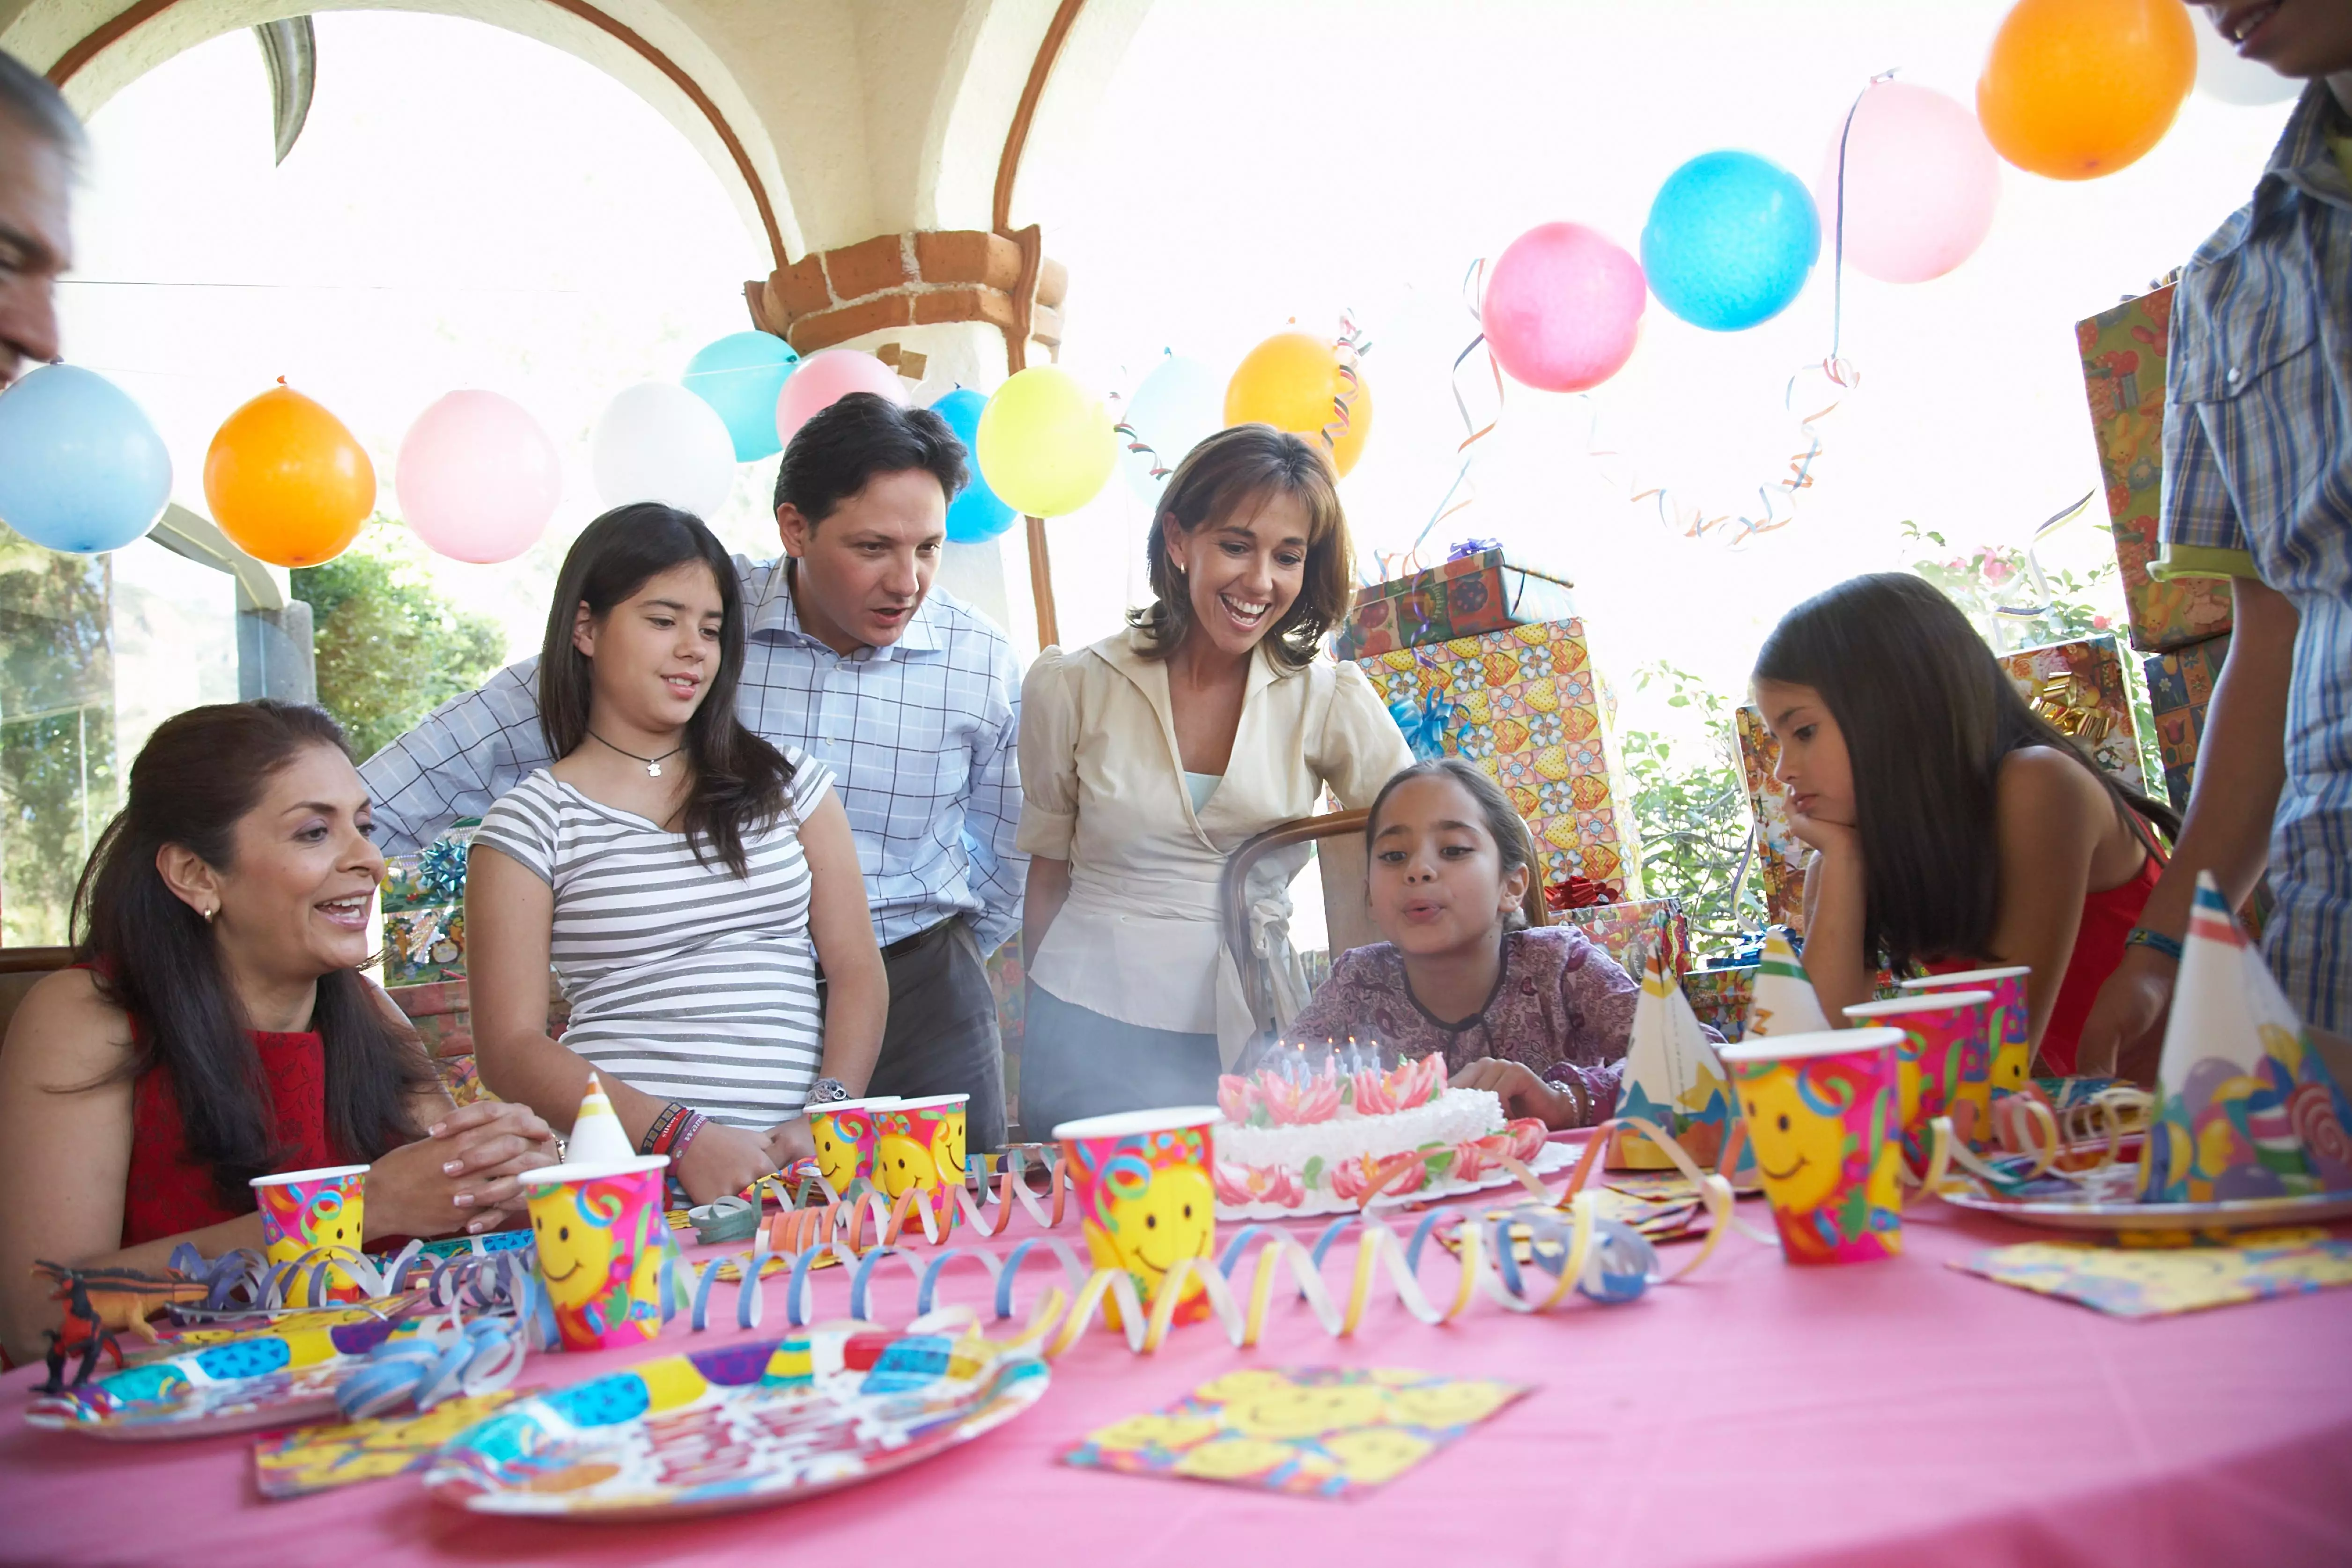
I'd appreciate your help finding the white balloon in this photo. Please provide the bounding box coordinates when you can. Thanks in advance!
[1117,355,1225,502]
[2193,15,2300,105]
[590,382,737,517]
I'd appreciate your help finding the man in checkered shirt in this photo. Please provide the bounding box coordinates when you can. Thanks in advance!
[362,394,1025,1150]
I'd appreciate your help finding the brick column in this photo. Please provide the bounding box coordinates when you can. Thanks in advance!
[745,229,1066,364]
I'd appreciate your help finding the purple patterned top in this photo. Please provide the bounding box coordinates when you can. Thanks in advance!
[1285,927,1635,1126]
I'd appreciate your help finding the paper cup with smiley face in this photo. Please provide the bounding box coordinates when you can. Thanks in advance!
[809,1097,901,1193]
[1842,990,1994,1166]
[1721,1029,1905,1265]
[519,1155,671,1351]
[1055,1106,1220,1329]
[250,1164,372,1303]
[873,1095,968,1232]
[1901,965,2032,1113]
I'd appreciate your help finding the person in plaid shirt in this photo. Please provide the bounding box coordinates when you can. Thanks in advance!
[361,395,1025,1151]
[2082,4,2352,1078]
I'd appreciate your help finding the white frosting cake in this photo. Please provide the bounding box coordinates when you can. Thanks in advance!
[1214,1087,1505,1181]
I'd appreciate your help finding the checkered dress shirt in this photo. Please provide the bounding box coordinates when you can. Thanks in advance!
[2159,83,2352,1032]
[359,556,1027,955]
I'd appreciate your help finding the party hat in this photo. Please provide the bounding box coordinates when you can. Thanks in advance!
[1744,926,1830,1038]
[2137,874,2352,1202]
[1610,939,1743,1172]
[567,1074,635,1166]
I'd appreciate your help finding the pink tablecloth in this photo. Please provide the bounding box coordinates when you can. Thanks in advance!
[6,1171,2352,1568]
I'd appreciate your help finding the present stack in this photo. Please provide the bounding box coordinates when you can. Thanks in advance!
[1558,896,1687,984]
[1331,546,1578,663]
[381,824,477,988]
[1351,613,1644,902]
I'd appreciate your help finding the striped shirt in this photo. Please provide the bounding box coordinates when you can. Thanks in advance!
[360,559,1025,954]
[2157,82,2352,1034]
[471,757,835,1129]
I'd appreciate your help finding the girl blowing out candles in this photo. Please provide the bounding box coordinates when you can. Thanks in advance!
[1751,573,2178,1073]
[0,702,557,1368]
[1285,758,1642,1129]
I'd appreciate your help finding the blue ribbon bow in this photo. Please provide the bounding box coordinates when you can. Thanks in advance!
[1388,692,1457,762]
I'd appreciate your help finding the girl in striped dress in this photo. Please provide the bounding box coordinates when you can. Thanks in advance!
[465,505,886,1205]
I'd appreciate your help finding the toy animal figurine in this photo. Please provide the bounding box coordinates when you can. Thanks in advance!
[32,1261,212,1395]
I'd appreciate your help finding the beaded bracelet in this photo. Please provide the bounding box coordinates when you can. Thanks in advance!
[640,1101,687,1157]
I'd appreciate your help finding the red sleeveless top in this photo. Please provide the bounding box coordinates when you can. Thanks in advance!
[121,1029,348,1247]
[1929,812,2164,1078]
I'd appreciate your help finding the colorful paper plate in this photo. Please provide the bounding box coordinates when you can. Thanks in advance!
[424,1326,1048,1519]
[25,1306,409,1440]
[1943,1161,2352,1233]
[1218,1141,1575,1222]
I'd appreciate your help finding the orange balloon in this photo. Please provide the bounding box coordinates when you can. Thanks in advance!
[1223,331,1373,477]
[203,382,376,567]
[1976,0,2195,180]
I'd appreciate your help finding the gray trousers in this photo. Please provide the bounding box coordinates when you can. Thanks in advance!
[855,919,1009,1152]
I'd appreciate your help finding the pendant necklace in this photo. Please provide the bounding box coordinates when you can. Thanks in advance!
[588,729,685,778]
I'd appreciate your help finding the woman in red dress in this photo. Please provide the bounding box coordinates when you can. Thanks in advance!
[0,701,557,1366]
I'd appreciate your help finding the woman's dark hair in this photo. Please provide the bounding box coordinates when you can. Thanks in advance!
[1753,572,2180,972]
[70,701,436,1211]
[1128,423,1354,670]
[773,392,968,523]
[1364,758,1538,931]
[538,503,792,876]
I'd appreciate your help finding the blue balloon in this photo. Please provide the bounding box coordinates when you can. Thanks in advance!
[682,331,799,462]
[1641,150,1821,332]
[0,364,173,554]
[929,388,1017,544]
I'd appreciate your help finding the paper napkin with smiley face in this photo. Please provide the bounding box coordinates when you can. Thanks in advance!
[1060,1366,1531,1498]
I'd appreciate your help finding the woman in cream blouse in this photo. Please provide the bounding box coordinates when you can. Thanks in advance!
[1017,424,1412,1134]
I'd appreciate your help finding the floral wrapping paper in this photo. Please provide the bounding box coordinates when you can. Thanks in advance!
[1995,634,2146,795]
[2076,285,2233,654]
[1733,704,1807,932]
[1556,897,1687,984]
[1332,549,1579,662]
[1352,619,1643,901]
[1681,964,1755,1042]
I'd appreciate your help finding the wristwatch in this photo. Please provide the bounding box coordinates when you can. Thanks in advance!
[807,1078,852,1106]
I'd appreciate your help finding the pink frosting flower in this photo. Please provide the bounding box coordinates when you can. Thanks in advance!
[1217,1075,1260,1126]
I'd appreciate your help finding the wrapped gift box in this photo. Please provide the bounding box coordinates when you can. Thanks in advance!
[381,821,478,987]
[1997,634,2146,793]
[1353,618,1643,899]
[2144,633,2229,814]
[1733,705,1808,932]
[1333,548,1578,662]
[1681,964,1755,1042]
[2077,285,2233,654]
[1558,897,1687,983]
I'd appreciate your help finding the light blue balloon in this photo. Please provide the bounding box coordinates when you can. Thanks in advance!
[682,331,799,462]
[929,388,1017,544]
[1641,150,1820,333]
[0,364,173,554]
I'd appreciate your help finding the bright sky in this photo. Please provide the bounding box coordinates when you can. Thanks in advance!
[56,0,2297,744]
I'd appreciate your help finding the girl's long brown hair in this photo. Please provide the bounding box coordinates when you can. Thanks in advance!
[536,504,792,876]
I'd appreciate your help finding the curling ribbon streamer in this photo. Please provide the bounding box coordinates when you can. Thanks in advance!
[1571,70,1893,546]
[1400,258,1506,573]
[1992,490,2100,626]
[167,1239,536,1318]
[1320,309,1371,461]
[635,1120,1745,1356]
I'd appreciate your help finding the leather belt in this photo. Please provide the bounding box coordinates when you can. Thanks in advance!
[880,918,956,961]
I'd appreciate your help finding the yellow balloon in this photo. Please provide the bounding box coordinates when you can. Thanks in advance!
[1976,0,2195,181]
[1224,331,1372,477]
[973,366,1118,518]
[203,382,376,567]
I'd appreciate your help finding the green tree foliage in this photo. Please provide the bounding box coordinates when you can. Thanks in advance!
[0,535,116,944]
[292,520,506,761]
[1620,661,1765,948]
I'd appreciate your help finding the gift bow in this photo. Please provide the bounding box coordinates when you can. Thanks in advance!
[413,837,471,903]
[1388,693,1457,762]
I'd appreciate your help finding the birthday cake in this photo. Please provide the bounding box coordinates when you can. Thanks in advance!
[1210,1051,1549,1209]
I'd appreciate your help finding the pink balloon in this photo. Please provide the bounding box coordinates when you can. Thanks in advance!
[1480,223,1646,393]
[1815,81,2000,285]
[774,349,909,446]
[394,390,561,564]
